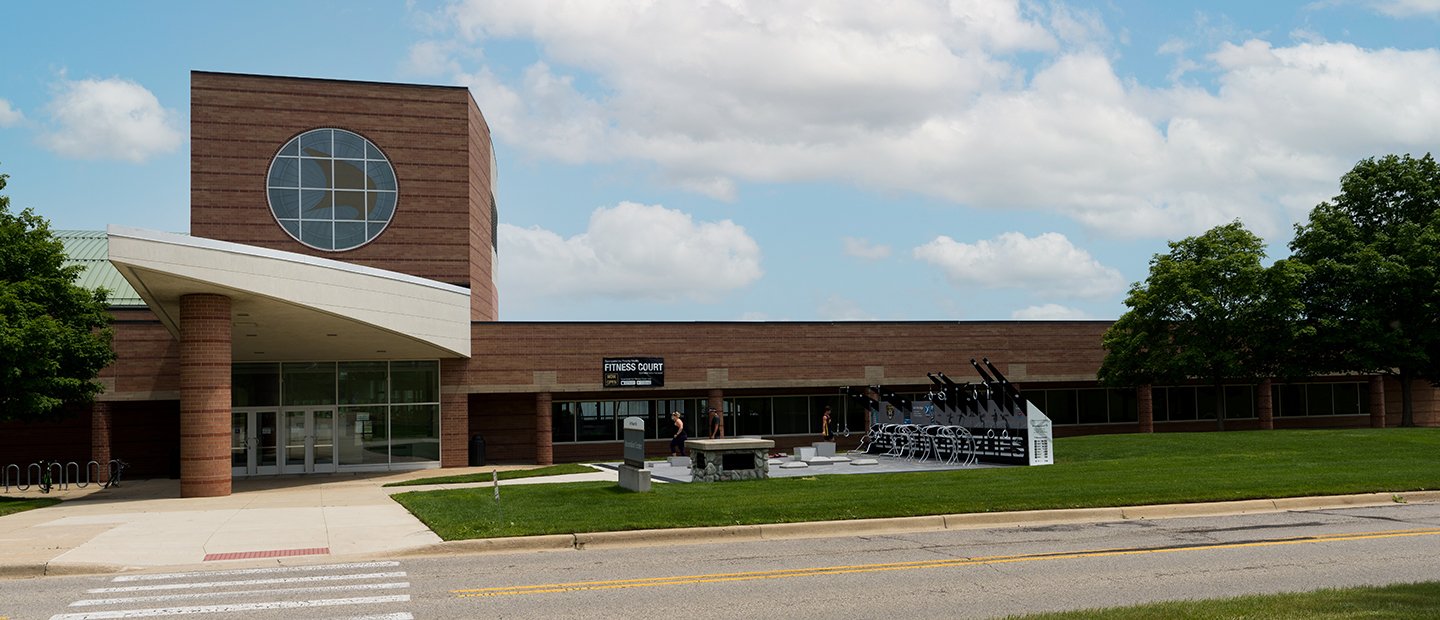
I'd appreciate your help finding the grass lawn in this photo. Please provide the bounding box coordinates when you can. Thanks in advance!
[392,428,1440,540]
[0,496,60,517]
[1010,581,1440,619]
[384,463,596,487]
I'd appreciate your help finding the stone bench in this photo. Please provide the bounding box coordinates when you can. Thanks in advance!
[685,438,775,482]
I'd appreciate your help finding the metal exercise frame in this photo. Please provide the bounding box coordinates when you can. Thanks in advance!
[847,358,1037,466]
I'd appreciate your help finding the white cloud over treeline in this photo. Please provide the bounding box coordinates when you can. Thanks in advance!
[412,0,1440,241]
[913,231,1125,299]
[498,202,762,306]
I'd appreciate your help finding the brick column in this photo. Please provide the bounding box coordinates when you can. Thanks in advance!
[91,401,113,484]
[535,392,553,465]
[440,358,469,468]
[179,294,231,498]
[1137,384,1153,434]
[1368,376,1386,428]
[707,389,724,438]
[1257,378,1274,430]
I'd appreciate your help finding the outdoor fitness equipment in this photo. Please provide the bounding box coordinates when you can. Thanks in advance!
[847,357,1053,467]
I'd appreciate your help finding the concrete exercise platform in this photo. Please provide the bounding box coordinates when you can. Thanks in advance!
[632,453,1005,483]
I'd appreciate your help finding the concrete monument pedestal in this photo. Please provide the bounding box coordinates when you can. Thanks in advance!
[685,437,776,482]
[619,463,651,492]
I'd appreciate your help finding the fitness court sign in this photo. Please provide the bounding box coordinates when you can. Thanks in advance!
[603,357,665,388]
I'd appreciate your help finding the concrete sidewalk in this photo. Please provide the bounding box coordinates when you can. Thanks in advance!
[0,465,601,578]
[2,464,1437,579]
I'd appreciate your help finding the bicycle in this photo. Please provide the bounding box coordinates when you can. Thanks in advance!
[37,460,53,494]
[104,460,129,489]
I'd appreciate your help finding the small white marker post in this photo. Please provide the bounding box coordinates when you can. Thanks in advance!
[492,469,499,502]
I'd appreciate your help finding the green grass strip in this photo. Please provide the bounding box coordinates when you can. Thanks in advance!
[392,428,1440,540]
[1008,580,1440,619]
[384,463,596,487]
[0,496,61,517]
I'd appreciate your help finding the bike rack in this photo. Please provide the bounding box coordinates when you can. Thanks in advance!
[2,463,22,492]
[0,459,125,493]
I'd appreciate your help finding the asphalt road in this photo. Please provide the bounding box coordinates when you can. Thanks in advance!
[4,502,1438,619]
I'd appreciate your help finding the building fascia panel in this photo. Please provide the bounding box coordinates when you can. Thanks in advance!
[107,226,471,360]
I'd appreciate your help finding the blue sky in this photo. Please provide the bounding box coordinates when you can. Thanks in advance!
[1,1,1437,322]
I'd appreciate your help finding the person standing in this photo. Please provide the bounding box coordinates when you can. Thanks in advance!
[669,411,688,456]
[707,407,725,438]
[821,405,834,441]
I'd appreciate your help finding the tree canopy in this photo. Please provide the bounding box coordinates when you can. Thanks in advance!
[0,167,115,422]
[1099,221,1306,428]
[1289,153,1440,427]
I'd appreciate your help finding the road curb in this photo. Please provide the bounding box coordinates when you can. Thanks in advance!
[400,534,576,557]
[0,561,123,579]
[1122,499,1283,520]
[0,563,46,579]
[576,525,763,550]
[945,507,1126,529]
[761,515,946,539]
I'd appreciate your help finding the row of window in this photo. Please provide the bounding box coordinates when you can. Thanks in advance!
[1148,382,1370,422]
[552,395,863,443]
[550,382,1373,442]
[232,361,440,408]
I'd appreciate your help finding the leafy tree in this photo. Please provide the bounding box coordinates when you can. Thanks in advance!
[1099,221,1306,430]
[1289,153,1440,427]
[0,167,115,422]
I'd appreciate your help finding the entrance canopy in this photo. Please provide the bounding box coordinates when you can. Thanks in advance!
[107,226,471,361]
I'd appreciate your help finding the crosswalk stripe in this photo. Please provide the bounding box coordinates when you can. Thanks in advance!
[111,562,401,582]
[71,582,411,607]
[47,595,410,619]
[88,572,407,594]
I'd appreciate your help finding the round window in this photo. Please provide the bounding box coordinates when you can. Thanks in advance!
[266,128,398,251]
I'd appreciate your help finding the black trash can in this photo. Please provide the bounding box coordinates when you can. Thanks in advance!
[469,435,486,467]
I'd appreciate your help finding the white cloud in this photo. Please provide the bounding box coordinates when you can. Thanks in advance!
[1011,304,1091,320]
[40,77,182,163]
[0,99,23,127]
[422,1,1440,241]
[405,40,463,77]
[497,201,762,304]
[913,232,1124,299]
[1363,0,1440,17]
[842,236,891,260]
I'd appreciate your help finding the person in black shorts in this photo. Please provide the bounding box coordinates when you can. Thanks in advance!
[821,405,835,441]
[707,407,724,438]
[669,411,688,456]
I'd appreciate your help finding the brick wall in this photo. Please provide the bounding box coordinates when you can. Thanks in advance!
[189,71,496,300]
[462,321,1112,391]
[101,308,180,400]
[469,393,536,463]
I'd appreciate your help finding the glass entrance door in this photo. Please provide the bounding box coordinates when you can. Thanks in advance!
[231,410,280,476]
[281,408,338,474]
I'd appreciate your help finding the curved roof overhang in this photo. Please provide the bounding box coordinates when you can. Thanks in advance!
[107,226,471,361]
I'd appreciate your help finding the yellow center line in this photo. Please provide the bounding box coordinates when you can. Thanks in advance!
[453,526,1440,599]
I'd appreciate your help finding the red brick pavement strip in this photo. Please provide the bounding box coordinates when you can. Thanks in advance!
[203,547,330,562]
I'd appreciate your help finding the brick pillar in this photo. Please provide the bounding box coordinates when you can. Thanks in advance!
[535,392,553,465]
[179,294,231,498]
[91,401,113,484]
[1137,384,1153,433]
[707,389,724,437]
[1369,376,1386,428]
[1257,378,1274,430]
[440,358,469,468]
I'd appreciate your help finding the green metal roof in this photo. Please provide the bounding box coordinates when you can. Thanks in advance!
[56,230,146,308]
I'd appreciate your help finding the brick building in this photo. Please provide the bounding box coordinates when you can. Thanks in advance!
[2,72,1433,497]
